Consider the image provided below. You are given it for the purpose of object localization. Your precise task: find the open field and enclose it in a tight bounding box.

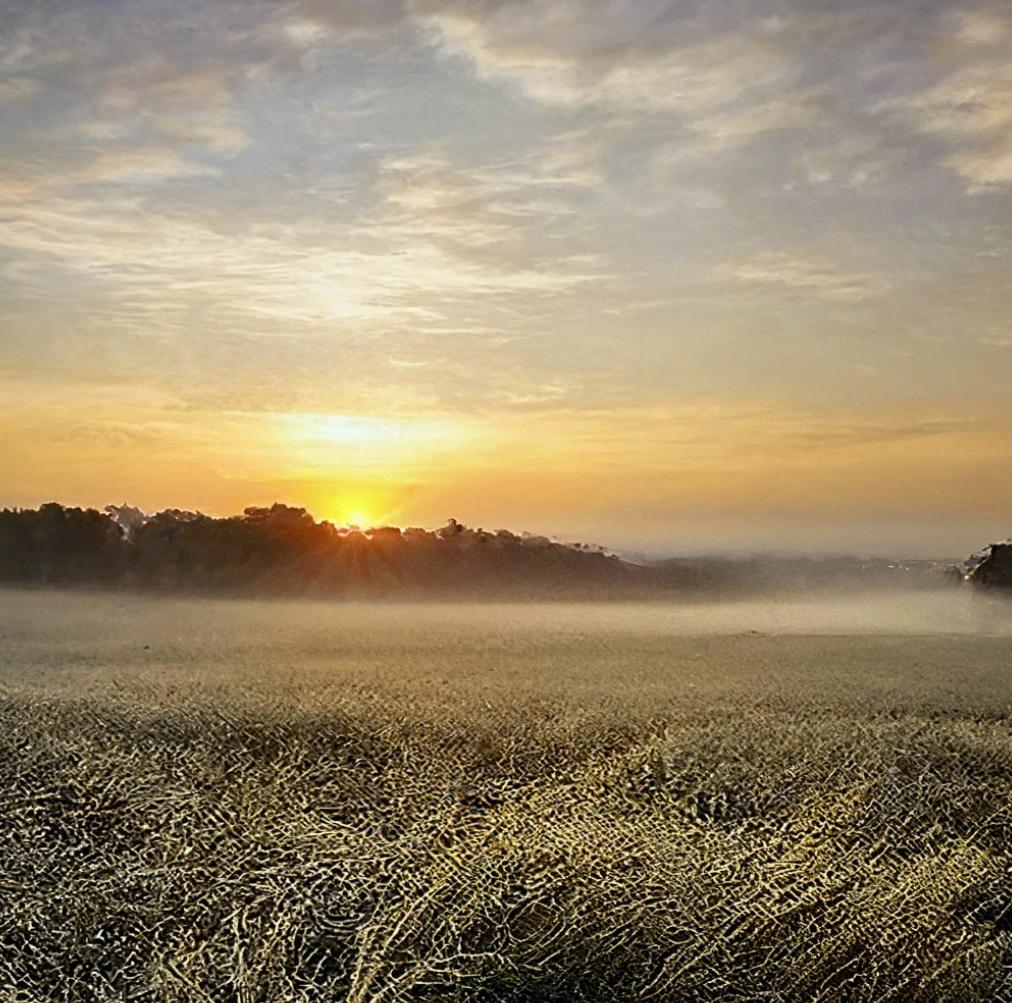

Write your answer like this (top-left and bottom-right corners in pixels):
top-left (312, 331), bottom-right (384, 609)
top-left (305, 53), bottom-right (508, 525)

top-left (1, 588), bottom-right (1011, 1001)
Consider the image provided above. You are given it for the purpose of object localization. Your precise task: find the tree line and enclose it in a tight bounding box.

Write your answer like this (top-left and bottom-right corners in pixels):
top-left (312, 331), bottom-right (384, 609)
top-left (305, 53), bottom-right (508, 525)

top-left (0, 502), bottom-right (976, 598)
top-left (0, 503), bottom-right (636, 598)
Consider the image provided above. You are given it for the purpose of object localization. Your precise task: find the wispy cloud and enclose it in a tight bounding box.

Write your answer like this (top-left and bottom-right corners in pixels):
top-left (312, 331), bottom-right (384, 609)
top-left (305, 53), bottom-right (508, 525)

top-left (0, 182), bottom-right (594, 332)
top-left (721, 253), bottom-right (883, 302)
top-left (0, 76), bottom-right (38, 102)
top-left (887, 7), bottom-right (1012, 189)
top-left (421, 0), bottom-right (811, 157)
top-left (76, 147), bottom-right (220, 184)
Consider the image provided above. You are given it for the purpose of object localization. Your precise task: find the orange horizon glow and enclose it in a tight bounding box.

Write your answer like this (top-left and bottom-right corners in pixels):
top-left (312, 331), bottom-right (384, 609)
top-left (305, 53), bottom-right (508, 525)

top-left (3, 392), bottom-right (1012, 556)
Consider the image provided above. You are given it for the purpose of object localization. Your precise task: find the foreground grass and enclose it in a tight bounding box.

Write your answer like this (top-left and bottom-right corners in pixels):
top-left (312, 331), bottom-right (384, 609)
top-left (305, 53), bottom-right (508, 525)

top-left (1, 590), bottom-right (1010, 1001)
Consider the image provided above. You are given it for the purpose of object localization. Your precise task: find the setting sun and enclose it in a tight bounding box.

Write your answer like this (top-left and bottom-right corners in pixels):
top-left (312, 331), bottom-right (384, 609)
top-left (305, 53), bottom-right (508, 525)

top-left (324, 498), bottom-right (380, 528)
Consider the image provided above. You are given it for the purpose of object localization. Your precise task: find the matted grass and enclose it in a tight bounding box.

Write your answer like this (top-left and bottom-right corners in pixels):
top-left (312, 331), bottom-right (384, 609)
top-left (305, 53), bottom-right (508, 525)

top-left (1, 589), bottom-right (1010, 1001)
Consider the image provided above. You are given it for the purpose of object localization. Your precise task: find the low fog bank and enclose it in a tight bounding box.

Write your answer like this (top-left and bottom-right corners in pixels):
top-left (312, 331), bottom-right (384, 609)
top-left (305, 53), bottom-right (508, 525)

top-left (407, 589), bottom-right (1012, 638)
top-left (2, 587), bottom-right (1010, 643)
top-left (604, 588), bottom-right (1012, 638)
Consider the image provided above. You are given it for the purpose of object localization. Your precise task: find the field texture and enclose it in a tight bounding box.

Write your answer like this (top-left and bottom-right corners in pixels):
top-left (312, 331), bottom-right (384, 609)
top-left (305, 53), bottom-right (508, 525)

top-left (1, 589), bottom-right (1011, 1001)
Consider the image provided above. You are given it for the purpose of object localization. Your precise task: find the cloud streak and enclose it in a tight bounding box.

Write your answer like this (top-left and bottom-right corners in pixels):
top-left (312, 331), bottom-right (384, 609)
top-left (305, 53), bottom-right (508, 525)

top-left (723, 254), bottom-right (882, 302)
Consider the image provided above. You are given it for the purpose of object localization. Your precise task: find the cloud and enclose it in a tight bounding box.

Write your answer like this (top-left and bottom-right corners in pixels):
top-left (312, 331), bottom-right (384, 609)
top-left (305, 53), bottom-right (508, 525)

top-left (0, 147), bottom-right (218, 201)
top-left (8, 0), bottom-right (1011, 207)
top-left (1, 0), bottom-right (1011, 416)
top-left (954, 9), bottom-right (1010, 47)
top-left (891, 7), bottom-right (1012, 189)
top-left (406, 1), bottom-right (1012, 197)
top-left (903, 60), bottom-right (1012, 187)
top-left (281, 0), bottom-right (412, 45)
top-left (419, 0), bottom-right (810, 152)
top-left (0, 174), bottom-right (594, 337)
top-left (481, 401), bottom-right (992, 492)
top-left (0, 4), bottom-right (255, 164)
top-left (76, 147), bottom-right (219, 184)
top-left (0, 76), bottom-right (38, 102)
top-left (0, 1), bottom-right (601, 363)
top-left (92, 65), bottom-right (250, 155)
top-left (721, 253), bottom-right (882, 302)
top-left (284, 0), bottom-right (823, 171)
top-left (369, 146), bottom-right (600, 270)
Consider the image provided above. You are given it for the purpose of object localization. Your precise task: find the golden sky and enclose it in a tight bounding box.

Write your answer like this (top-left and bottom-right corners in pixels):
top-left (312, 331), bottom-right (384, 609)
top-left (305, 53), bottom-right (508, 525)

top-left (2, 0), bottom-right (1011, 555)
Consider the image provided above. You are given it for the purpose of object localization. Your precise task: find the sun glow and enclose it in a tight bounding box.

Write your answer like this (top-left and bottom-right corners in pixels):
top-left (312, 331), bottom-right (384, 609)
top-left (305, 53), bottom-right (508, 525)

top-left (284, 413), bottom-right (470, 471)
top-left (322, 495), bottom-right (385, 529)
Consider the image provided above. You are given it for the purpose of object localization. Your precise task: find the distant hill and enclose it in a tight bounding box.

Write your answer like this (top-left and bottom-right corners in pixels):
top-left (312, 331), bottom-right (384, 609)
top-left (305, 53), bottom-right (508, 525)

top-left (648, 553), bottom-right (957, 595)
top-left (0, 502), bottom-right (960, 599)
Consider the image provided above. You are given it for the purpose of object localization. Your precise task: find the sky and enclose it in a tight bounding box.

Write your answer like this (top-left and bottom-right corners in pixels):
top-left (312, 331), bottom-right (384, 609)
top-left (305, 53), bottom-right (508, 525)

top-left (1, 0), bottom-right (1011, 556)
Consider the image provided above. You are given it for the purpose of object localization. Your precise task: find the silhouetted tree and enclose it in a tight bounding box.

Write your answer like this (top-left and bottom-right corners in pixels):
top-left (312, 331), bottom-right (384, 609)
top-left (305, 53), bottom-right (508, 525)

top-left (0, 503), bottom-right (641, 597)
top-left (0, 503), bottom-right (128, 585)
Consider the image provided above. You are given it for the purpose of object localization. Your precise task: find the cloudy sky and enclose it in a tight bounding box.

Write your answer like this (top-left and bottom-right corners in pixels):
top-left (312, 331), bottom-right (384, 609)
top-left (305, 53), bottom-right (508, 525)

top-left (2, 0), bottom-right (1011, 555)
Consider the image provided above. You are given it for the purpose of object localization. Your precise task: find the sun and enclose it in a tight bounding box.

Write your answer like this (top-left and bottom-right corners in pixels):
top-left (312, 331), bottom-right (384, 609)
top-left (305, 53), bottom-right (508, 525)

top-left (313, 489), bottom-right (384, 530)
top-left (315, 490), bottom-right (395, 529)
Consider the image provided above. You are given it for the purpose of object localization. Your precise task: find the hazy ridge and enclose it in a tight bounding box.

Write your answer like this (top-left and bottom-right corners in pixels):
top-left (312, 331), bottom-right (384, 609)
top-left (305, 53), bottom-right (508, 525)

top-left (0, 502), bottom-right (960, 600)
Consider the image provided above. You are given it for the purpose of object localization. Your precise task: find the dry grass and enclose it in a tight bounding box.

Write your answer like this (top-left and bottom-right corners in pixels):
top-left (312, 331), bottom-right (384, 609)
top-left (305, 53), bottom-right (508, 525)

top-left (0, 590), bottom-right (1010, 1001)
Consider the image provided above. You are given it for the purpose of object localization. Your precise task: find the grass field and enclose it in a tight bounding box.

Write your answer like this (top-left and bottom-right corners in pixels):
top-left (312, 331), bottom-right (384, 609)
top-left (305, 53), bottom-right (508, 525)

top-left (1, 588), bottom-right (1011, 1001)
